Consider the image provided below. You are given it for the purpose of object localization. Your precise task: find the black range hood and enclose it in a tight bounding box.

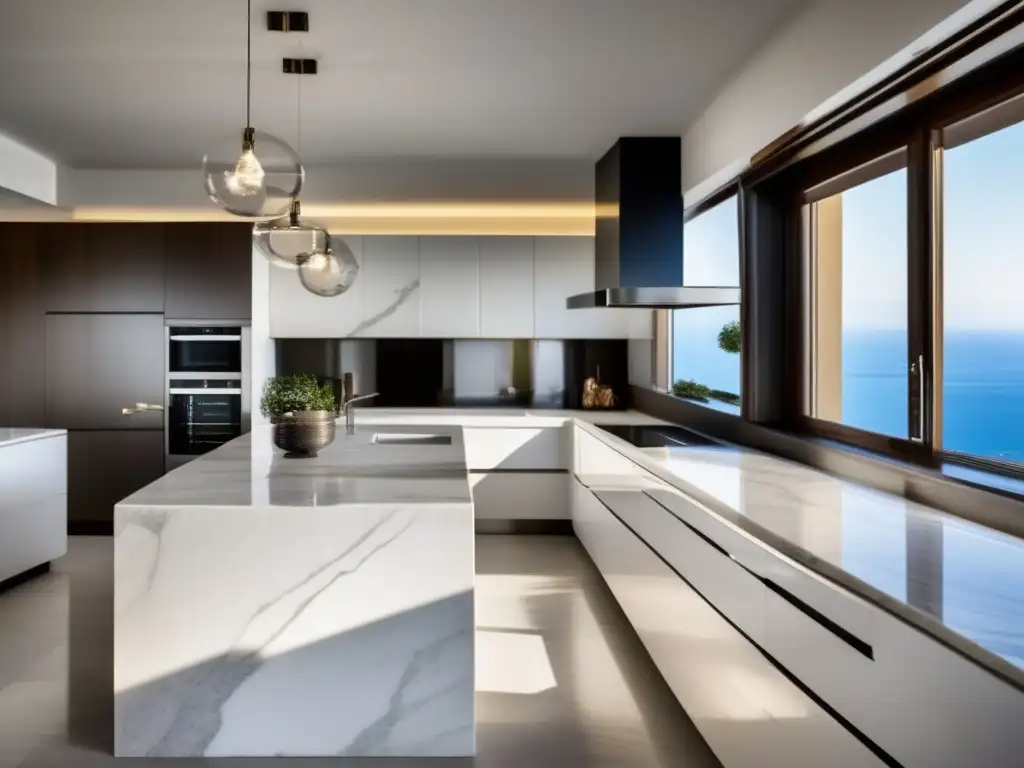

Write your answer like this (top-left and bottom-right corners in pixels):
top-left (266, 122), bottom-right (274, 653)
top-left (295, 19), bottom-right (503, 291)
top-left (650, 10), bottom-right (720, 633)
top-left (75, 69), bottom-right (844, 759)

top-left (567, 137), bottom-right (740, 310)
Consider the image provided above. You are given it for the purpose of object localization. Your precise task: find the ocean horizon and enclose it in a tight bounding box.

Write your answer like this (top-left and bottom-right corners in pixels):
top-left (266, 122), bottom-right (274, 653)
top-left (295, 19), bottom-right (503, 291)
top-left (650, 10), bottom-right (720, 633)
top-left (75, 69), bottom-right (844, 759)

top-left (673, 326), bottom-right (1024, 463)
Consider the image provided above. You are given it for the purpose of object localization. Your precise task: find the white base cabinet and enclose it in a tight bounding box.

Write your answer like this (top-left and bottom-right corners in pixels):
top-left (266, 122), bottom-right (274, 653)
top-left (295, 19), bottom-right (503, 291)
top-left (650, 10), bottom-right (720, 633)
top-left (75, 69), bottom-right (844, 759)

top-left (572, 481), bottom-right (881, 767)
top-left (0, 432), bottom-right (68, 584)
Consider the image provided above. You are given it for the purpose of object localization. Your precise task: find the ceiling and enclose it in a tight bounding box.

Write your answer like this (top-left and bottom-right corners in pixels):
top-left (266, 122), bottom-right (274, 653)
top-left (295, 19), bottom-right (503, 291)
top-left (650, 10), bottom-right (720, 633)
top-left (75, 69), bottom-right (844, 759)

top-left (0, 0), bottom-right (802, 168)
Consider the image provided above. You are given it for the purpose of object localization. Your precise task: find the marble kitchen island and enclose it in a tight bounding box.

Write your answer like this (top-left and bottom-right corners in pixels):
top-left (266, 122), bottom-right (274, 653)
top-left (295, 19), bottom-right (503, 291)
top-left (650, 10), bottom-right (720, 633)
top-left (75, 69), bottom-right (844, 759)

top-left (113, 424), bottom-right (475, 758)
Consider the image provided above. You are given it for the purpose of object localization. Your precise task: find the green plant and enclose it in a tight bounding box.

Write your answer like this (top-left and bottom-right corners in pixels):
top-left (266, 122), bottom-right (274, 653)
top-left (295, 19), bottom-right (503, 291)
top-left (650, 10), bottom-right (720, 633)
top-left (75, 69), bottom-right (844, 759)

top-left (717, 320), bottom-right (741, 354)
top-left (260, 374), bottom-right (336, 420)
top-left (671, 379), bottom-right (712, 403)
top-left (709, 389), bottom-right (740, 406)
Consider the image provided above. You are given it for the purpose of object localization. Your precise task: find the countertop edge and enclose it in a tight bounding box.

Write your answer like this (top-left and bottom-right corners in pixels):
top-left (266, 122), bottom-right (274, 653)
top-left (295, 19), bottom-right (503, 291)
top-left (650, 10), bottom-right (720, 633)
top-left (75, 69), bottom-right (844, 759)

top-left (0, 429), bottom-right (68, 449)
top-left (572, 418), bottom-right (1024, 694)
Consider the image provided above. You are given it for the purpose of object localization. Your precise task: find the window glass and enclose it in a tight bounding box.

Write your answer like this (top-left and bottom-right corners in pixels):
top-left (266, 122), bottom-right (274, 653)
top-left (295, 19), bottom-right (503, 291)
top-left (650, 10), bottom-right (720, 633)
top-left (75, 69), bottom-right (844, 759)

top-left (805, 162), bottom-right (908, 437)
top-left (671, 197), bottom-right (740, 413)
top-left (942, 115), bottom-right (1024, 465)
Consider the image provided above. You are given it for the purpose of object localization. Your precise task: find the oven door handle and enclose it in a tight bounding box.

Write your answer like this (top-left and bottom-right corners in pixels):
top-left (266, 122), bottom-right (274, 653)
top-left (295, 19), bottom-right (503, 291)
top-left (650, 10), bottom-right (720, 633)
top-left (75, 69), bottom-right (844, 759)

top-left (169, 334), bottom-right (242, 341)
top-left (169, 388), bottom-right (243, 395)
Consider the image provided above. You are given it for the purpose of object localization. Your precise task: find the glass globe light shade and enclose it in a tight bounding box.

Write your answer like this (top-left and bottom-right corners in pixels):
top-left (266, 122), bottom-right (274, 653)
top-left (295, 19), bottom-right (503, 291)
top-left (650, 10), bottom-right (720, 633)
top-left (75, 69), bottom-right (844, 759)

top-left (203, 127), bottom-right (304, 218)
top-left (253, 201), bottom-right (328, 267)
top-left (298, 240), bottom-right (360, 297)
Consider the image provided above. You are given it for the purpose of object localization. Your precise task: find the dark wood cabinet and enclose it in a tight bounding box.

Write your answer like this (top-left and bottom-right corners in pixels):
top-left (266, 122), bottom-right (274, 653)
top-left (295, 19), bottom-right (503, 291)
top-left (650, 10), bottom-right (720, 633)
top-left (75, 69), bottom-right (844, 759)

top-left (42, 223), bottom-right (165, 313)
top-left (0, 224), bottom-right (45, 426)
top-left (67, 430), bottom-right (165, 529)
top-left (164, 222), bottom-right (252, 321)
top-left (44, 313), bottom-right (166, 431)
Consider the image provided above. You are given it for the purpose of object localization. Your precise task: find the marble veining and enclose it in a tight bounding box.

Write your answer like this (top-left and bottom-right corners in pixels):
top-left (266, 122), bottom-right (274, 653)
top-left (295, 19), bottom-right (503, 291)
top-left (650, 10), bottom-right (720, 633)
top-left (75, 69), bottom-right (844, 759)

top-left (576, 419), bottom-right (1024, 687)
top-left (347, 279), bottom-right (420, 337)
top-left (114, 424), bottom-right (475, 758)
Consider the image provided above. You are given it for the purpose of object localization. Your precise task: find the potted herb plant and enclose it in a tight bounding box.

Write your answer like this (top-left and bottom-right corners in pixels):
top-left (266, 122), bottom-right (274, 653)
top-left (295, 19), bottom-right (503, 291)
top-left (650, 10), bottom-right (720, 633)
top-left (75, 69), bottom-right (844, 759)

top-left (260, 374), bottom-right (337, 458)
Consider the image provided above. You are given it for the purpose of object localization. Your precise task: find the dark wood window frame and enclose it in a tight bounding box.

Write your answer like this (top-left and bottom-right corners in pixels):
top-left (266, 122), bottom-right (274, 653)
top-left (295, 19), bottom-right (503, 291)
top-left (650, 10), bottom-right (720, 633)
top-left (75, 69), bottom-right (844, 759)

top-left (733, 19), bottom-right (1024, 473)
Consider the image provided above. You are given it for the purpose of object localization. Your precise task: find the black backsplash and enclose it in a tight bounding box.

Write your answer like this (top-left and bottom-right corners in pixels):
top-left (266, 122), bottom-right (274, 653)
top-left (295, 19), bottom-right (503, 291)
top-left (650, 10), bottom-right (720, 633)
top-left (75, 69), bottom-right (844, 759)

top-left (275, 339), bottom-right (629, 410)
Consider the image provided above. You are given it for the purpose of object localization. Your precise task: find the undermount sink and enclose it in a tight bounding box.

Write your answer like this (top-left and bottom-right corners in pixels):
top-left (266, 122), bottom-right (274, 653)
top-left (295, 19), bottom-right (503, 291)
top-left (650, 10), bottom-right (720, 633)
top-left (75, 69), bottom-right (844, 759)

top-left (371, 433), bottom-right (452, 446)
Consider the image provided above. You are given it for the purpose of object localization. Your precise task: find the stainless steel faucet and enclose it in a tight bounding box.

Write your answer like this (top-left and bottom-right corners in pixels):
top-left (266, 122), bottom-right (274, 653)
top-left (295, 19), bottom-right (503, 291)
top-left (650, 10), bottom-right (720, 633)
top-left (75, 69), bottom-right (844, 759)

top-left (343, 393), bottom-right (378, 434)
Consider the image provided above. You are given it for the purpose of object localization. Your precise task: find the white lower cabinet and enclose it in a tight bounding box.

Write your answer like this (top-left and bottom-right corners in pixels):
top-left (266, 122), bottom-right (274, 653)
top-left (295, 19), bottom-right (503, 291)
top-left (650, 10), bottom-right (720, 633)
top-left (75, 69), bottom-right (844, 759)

top-left (463, 427), bottom-right (568, 471)
top-left (647, 487), bottom-right (1024, 767)
top-left (572, 481), bottom-right (880, 767)
top-left (0, 434), bottom-right (68, 583)
top-left (470, 472), bottom-right (568, 520)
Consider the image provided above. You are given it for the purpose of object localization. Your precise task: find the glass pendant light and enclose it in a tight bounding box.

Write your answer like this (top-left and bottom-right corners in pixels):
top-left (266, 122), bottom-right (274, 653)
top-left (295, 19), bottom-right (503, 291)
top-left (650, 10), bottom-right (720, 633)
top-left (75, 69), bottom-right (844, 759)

top-left (253, 201), bottom-right (328, 267)
top-left (252, 38), bottom-right (325, 265)
top-left (299, 238), bottom-right (360, 297)
top-left (202, 0), bottom-right (303, 217)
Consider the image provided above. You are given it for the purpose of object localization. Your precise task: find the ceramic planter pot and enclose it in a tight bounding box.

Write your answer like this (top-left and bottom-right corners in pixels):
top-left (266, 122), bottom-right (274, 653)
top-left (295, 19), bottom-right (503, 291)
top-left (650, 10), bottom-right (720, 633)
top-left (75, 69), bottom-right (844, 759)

top-left (273, 410), bottom-right (336, 458)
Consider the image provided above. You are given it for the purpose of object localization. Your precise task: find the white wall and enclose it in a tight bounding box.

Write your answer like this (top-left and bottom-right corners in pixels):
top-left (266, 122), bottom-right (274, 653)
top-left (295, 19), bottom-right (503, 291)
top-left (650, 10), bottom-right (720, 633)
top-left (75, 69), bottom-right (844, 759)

top-left (0, 131), bottom-right (58, 205)
top-left (682, 0), bottom-right (996, 200)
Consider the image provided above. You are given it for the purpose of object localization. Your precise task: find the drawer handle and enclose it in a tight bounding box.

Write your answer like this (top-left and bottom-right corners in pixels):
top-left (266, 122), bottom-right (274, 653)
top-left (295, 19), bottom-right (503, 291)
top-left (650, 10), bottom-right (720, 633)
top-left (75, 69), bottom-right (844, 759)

top-left (763, 579), bottom-right (874, 660)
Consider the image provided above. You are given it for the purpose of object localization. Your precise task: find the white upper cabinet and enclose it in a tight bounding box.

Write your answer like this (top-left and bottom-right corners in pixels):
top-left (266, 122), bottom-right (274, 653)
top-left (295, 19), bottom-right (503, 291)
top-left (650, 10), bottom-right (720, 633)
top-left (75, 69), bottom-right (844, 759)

top-left (479, 236), bottom-right (534, 338)
top-left (357, 236), bottom-right (421, 337)
top-left (268, 236), bottom-right (364, 338)
top-left (534, 236), bottom-right (633, 339)
top-left (419, 236), bottom-right (480, 338)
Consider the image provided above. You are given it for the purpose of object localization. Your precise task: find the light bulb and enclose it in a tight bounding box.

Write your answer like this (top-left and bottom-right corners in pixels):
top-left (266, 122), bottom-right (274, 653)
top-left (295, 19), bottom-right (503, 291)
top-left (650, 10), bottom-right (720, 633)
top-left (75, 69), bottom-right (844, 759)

top-left (224, 146), bottom-right (265, 197)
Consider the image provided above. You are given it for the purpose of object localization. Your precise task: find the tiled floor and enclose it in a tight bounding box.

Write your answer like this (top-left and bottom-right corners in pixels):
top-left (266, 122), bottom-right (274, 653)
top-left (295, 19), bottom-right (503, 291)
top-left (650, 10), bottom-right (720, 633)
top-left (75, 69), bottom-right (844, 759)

top-left (0, 535), bottom-right (719, 767)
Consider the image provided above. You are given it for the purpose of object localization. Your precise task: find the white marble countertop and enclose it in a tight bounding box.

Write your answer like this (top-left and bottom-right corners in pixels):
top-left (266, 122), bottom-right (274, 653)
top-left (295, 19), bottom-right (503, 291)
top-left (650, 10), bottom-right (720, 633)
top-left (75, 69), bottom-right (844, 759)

top-left (0, 428), bottom-right (67, 448)
top-left (120, 424), bottom-right (471, 508)
top-left (576, 420), bottom-right (1024, 688)
top-left (352, 407), bottom-right (669, 428)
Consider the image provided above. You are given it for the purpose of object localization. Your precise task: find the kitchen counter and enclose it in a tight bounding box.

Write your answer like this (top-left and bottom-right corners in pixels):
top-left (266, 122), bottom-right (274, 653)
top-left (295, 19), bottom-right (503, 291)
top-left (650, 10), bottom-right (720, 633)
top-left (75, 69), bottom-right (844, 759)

top-left (0, 428), bottom-right (68, 585)
top-left (575, 419), bottom-right (1024, 689)
top-left (114, 424), bottom-right (475, 758)
top-left (0, 427), bottom-right (66, 448)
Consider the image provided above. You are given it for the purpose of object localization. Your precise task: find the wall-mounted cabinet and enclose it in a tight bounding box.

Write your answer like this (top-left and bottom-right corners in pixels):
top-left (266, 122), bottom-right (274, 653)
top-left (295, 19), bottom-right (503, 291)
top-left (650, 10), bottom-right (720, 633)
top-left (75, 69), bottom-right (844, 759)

top-left (269, 235), bottom-right (643, 340)
top-left (268, 236), bottom-right (365, 338)
top-left (533, 236), bottom-right (633, 339)
top-left (42, 224), bottom-right (165, 313)
top-left (479, 236), bottom-right (534, 338)
top-left (164, 223), bottom-right (252, 321)
top-left (420, 236), bottom-right (479, 338)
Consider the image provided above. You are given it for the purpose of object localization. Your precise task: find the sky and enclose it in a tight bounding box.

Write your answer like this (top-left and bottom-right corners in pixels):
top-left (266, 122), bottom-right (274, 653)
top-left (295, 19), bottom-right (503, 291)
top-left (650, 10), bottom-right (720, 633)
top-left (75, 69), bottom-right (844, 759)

top-left (843, 118), bottom-right (1024, 332)
top-left (673, 116), bottom-right (1024, 388)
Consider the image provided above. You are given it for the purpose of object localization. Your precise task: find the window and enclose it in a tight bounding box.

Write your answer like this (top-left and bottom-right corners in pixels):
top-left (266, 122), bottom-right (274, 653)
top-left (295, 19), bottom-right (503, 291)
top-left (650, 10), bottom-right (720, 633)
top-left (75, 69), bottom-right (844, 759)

top-left (938, 97), bottom-right (1024, 469)
top-left (671, 196), bottom-right (740, 413)
top-left (803, 153), bottom-right (909, 439)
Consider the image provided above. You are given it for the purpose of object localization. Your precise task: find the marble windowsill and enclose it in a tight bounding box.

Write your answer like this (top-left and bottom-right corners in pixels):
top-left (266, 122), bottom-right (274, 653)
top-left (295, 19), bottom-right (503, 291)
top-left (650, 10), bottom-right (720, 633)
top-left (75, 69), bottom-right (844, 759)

top-left (575, 419), bottom-right (1024, 690)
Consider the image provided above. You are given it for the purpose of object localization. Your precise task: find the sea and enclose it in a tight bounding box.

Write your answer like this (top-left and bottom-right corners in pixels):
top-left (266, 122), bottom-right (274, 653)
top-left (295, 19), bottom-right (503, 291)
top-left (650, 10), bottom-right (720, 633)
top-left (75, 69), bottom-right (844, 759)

top-left (674, 329), bottom-right (1024, 463)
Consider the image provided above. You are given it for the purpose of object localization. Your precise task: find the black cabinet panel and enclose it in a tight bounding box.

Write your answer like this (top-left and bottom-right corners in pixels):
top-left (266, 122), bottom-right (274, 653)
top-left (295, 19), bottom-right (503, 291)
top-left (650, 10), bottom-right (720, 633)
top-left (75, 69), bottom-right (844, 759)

top-left (45, 313), bottom-right (166, 430)
top-left (42, 224), bottom-right (165, 312)
top-left (164, 223), bottom-right (252, 321)
top-left (0, 224), bottom-right (45, 426)
top-left (67, 430), bottom-right (165, 526)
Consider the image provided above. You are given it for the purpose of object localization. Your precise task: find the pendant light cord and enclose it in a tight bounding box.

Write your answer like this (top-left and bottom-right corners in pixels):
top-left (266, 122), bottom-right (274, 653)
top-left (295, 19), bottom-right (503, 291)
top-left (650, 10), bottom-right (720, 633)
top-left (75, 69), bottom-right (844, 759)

top-left (296, 39), bottom-right (303, 155)
top-left (245, 0), bottom-right (252, 128)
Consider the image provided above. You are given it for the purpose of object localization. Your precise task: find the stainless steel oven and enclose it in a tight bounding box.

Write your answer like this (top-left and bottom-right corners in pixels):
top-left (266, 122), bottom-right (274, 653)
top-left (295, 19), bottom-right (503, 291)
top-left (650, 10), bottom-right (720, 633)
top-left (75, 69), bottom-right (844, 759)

top-left (168, 326), bottom-right (243, 374)
top-left (165, 325), bottom-right (250, 470)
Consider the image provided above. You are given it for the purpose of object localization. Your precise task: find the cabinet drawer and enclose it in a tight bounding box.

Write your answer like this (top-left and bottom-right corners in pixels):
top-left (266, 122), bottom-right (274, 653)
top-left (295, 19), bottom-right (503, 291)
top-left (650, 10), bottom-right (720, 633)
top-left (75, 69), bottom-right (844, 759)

top-left (575, 483), bottom-right (881, 767)
top-left (596, 489), bottom-right (766, 643)
top-left (470, 472), bottom-right (568, 520)
top-left (463, 427), bottom-right (567, 470)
